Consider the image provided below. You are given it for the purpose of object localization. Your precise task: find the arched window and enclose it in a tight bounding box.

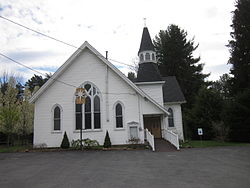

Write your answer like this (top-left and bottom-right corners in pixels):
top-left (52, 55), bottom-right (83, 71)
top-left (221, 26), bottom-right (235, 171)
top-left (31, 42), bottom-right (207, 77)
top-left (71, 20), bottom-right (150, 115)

top-left (94, 96), bottom-right (100, 129)
top-left (140, 54), bottom-right (144, 61)
top-left (75, 82), bottom-right (101, 130)
top-left (115, 103), bottom-right (123, 128)
top-left (54, 106), bottom-right (61, 131)
top-left (75, 104), bottom-right (82, 130)
top-left (168, 108), bottom-right (174, 127)
top-left (85, 96), bottom-right (91, 129)
top-left (145, 53), bottom-right (150, 60)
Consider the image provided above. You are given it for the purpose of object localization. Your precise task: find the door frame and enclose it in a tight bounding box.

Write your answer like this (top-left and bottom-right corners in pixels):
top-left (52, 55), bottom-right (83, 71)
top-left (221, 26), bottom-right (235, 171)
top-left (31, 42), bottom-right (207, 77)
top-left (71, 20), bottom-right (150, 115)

top-left (143, 115), bottom-right (162, 139)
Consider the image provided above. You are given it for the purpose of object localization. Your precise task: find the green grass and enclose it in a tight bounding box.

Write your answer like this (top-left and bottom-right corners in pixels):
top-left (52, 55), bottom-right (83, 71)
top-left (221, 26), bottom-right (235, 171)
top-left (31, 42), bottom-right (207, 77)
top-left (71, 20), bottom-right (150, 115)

top-left (0, 145), bottom-right (32, 153)
top-left (181, 140), bottom-right (250, 148)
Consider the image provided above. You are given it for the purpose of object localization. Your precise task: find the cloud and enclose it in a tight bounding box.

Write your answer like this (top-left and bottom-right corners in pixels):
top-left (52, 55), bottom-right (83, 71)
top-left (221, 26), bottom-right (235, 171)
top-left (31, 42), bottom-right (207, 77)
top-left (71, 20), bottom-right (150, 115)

top-left (0, 4), bottom-right (12, 12)
top-left (204, 64), bottom-right (232, 80)
top-left (205, 6), bottom-right (218, 18)
top-left (1, 0), bottom-right (236, 82)
top-left (6, 50), bottom-right (60, 62)
top-left (17, 66), bottom-right (57, 73)
top-left (18, 8), bottom-right (42, 24)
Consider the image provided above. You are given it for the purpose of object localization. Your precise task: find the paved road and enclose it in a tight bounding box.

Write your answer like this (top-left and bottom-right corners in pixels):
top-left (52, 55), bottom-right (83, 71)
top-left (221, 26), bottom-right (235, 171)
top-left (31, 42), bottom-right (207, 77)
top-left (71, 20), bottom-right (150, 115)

top-left (0, 146), bottom-right (250, 188)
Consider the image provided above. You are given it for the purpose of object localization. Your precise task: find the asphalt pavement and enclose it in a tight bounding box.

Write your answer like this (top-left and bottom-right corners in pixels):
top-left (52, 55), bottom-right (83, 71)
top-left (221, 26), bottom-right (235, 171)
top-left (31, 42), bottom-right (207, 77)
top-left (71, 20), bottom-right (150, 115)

top-left (0, 146), bottom-right (250, 188)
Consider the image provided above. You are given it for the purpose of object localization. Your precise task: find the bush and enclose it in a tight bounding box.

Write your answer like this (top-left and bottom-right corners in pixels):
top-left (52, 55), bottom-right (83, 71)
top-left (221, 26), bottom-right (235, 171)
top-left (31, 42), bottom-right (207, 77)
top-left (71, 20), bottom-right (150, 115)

top-left (187, 88), bottom-right (223, 140)
top-left (71, 138), bottom-right (100, 149)
top-left (212, 121), bottom-right (229, 141)
top-left (71, 139), bottom-right (81, 149)
top-left (60, 132), bottom-right (70, 149)
top-left (127, 138), bottom-right (141, 145)
top-left (83, 138), bottom-right (99, 149)
top-left (103, 131), bottom-right (111, 148)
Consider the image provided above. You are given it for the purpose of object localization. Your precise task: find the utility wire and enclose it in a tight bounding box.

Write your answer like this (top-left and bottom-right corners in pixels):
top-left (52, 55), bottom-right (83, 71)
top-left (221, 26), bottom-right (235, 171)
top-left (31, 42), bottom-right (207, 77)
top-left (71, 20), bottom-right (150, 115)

top-left (0, 52), bottom-right (136, 95)
top-left (0, 15), bottom-right (79, 50)
top-left (0, 52), bottom-right (77, 88)
top-left (0, 15), bottom-right (203, 85)
top-left (0, 16), bottom-right (201, 89)
top-left (0, 15), bottom-right (136, 69)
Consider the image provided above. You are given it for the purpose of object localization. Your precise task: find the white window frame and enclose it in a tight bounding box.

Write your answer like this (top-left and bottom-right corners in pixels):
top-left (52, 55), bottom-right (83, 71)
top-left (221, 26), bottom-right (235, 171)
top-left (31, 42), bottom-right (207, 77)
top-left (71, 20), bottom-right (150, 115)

top-left (113, 101), bottom-right (125, 130)
top-left (51, 104), bottom-right (63, 134)
top-left (168, 108), bottom-right (175, 127)
top-left (74, 82), bottom-right (102, 132)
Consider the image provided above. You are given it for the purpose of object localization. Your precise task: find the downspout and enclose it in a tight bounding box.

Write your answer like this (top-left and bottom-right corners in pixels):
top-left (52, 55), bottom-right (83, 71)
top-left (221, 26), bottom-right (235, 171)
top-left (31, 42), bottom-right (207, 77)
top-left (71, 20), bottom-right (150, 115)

top-left (105, 65), bottom-right (109, 122)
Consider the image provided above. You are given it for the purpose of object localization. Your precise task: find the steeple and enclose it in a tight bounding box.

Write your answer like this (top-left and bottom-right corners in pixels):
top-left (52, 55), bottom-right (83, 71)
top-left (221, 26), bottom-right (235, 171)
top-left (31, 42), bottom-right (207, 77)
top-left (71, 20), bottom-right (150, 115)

top-left (136, 26), bottom-right (162, 82)
top-left (138, 27), bottom-right (155, 54)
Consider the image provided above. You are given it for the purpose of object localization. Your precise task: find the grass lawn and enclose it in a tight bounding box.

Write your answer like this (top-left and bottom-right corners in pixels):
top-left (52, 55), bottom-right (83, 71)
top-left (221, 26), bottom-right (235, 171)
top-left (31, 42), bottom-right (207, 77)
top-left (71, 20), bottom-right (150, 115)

top-left (0, 145), bottom-right (32, 153)
top-left (181, 140), bottom-right (250, 148)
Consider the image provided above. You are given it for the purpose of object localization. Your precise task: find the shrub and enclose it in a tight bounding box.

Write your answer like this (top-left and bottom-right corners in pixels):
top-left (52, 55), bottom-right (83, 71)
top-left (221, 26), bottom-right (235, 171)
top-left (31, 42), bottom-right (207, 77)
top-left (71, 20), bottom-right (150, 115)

top-left (60, 132), bottom-right (70, 149)
top-left (83, 138), bottom-right (99, 149)
top-left (212, 121), bottom-right (229, 141)
top-left (71, 139), bottom-right (100, 149)
top-left (127, 138), bottom-right (141, 145)
top-left (103, 131), bottom-right (111, 148)
top-left (71, 139), bottom-right (81, 149)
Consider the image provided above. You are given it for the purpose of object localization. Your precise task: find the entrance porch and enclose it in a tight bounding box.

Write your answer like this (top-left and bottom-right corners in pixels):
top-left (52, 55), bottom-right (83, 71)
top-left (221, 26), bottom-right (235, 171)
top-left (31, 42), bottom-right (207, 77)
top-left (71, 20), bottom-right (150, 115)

top-left (143, 115), bottom-right (180, 151)
top-left (143, 115), bottom-right (162, 139)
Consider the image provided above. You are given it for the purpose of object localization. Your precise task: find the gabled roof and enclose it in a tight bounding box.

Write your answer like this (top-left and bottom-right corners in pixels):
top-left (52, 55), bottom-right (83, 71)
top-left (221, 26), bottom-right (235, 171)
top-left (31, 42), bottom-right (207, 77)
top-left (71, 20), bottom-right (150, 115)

top-left (136, 62), bottom-right (162, 82)
top-left (162, 76), bottom-right (186, 104)
top-left (29, 41), bottom-right (168, 114)
top-left (138, 27), bottom-right (155, 54)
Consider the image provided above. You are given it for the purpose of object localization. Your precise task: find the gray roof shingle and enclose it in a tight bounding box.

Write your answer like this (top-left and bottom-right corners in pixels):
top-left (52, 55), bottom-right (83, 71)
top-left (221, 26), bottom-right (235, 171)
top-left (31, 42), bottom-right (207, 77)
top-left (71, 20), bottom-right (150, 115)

top-left (162, 76), bottom-right (186, 103)
top-left (136, 62), bottom-right (162, 82)
top-left (138, 27), bottom-right (155, 54)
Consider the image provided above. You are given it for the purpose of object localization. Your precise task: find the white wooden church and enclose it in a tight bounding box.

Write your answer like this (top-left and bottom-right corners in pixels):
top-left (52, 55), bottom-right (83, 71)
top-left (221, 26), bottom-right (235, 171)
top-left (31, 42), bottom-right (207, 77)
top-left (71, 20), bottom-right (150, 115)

top-left (30, 27), bottom-right (186, 149)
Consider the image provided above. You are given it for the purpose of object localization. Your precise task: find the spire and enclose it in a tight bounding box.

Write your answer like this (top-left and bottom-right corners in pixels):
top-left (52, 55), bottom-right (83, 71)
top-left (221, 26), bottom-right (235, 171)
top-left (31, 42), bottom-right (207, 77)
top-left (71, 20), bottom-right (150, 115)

top-left (138, 27), bottom-right (155, 54)
top-left (136, 26), bottom-right (162, 82)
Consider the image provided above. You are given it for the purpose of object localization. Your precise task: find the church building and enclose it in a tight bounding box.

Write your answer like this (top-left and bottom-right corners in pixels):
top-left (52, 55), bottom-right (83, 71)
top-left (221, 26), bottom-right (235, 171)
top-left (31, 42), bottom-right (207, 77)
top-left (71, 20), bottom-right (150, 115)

top-left (30, 26), bottom-right (185, 149)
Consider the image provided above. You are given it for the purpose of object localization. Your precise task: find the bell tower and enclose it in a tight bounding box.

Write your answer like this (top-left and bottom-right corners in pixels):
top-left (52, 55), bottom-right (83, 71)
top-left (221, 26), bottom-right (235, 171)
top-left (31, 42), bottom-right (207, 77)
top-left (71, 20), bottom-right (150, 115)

top-left (136, 26), bottom-right (162, 82)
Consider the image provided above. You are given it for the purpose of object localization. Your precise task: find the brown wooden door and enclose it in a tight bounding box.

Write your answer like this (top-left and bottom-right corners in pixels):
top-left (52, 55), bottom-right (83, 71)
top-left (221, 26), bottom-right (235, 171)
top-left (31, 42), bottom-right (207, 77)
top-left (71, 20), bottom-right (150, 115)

top-left (144, 116), bottom-right (162, 138)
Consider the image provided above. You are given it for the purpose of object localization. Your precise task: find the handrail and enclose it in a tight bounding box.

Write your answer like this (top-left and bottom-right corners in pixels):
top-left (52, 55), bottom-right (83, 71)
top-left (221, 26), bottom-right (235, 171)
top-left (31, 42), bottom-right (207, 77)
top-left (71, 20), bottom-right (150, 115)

top-left (163, 129), bottom-right (180, 150)
top-left (145, 128), bottom-right (155, 151)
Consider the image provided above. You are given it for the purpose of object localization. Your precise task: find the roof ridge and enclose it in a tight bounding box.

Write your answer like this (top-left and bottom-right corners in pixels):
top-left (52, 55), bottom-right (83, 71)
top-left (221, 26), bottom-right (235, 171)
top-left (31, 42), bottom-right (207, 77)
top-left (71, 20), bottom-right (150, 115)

top-left (29, 41), bottom-right (168, 114)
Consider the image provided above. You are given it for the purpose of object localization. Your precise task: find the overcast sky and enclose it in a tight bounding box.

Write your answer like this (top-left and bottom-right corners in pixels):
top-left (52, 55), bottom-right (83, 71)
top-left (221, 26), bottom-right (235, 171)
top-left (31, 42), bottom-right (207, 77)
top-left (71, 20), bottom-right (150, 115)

top-left (0, 0), bottom-right (236, 82)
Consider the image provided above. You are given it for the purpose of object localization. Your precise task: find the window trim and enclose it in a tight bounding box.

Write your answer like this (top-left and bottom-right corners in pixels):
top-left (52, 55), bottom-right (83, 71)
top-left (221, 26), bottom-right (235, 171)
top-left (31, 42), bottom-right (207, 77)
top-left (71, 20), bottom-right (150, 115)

top-left (152, 53), bottom-right (155, 60)
top-left (168, 108), bottom-right (174, 127)
top-left (145, 53), bottom-right (150, 60)
top-left (113, 101), bottom-right (125, 130)
top-left (51, 104), bottom-right (63, 133)
top-left (74, 82), bottom-right (102, 132)
top-left (140, 53), bottom-right (144, 61)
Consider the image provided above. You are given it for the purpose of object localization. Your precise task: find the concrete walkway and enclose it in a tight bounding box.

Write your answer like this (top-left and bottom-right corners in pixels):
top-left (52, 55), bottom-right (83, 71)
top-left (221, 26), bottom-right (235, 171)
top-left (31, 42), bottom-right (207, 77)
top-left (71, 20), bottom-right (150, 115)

top-left (154, 138), bottom-right (177, 152)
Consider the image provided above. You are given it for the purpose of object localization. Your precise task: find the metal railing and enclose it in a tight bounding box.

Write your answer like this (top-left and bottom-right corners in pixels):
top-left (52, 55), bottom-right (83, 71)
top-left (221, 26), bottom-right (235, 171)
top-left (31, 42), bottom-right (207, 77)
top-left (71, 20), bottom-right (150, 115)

top-left (145, 128), bottom-right (155, 151)
top-left (163, 129), bottom-right (180, 150)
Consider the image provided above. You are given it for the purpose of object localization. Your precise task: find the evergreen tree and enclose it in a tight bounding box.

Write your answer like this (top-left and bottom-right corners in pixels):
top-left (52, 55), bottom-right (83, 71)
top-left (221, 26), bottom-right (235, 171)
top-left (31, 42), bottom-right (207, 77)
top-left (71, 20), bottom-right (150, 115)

top-left (154, 24), bottom-right (209, 106)
top-left (212, 74), bottom-right (232, 99)
top-left (224, 89), bottom-right (250, 142)
top-left (25, 74), bottom-right (51, 93)
top-left (187, 87), bottom-right (223, 140)
top-left (127, 72), bottom-right (136, 82)
top-left (61, 132), bottom-right (70, 149)
top-left (228, 0), bottom-right (250, 94)
top-left (103, 131), bottom-right (111, 148)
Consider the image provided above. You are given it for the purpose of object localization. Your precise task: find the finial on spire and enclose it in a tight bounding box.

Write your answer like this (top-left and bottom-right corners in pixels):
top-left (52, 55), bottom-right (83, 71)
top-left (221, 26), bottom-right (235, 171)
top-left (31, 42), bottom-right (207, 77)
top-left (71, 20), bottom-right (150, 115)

top-left (143, 18), bottom-right (147, 27)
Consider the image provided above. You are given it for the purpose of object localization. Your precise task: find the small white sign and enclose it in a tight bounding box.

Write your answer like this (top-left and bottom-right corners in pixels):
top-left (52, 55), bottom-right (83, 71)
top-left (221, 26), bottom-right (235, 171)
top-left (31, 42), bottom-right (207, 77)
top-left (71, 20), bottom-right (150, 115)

top-left (198, 128), bottom-right (203, 136)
